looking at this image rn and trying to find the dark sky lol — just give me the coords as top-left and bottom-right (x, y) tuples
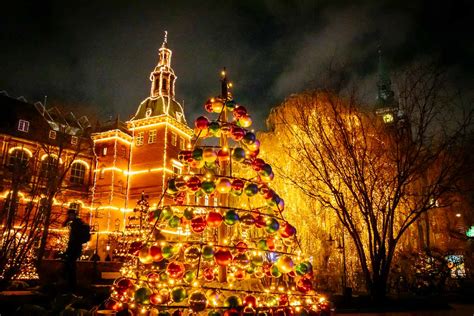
(1, 0), (473, 129)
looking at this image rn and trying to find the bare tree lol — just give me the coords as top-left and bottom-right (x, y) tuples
(263, 63), (472, 299)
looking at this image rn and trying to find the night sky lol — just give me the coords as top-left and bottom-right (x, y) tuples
(1, 0), (473, 129)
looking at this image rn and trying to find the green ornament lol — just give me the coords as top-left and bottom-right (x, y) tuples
(271, 264), (282, 278)
(265, 218), (280, 234)
(244, 183), (259, 196)
(224, 210), (239, 226)
(225, 99), (236, 111)
(162, 244), (177, 259)
(160, 206), (173, 221)
(167, 179), (179, 194)
(208, 311), (222, 316)
(171, 287), (188, 303)
(204, 161), (217, 170)
(265, 295), (278, 307)
(246, 265), (255, 275)
(208, 121), (221, 136)
(168, 215), (181, 228)
(158, 312), (171, 316)
(231, 189), (243, 196)
(134, 287), (152, 304)
(295, 262), (310, 275)
(256, 239), (268, 251)
(195, 189), (205, 197)
(224, 295), (242, 308)
(183, 207), (195, 220)
(159, 272), (169, 282)
(184, 270), (197, 284)
(202, 245), (215, 260)
(192, 148), (204, 161)
(232, 147), (246, 162)
(201, 180), (216, 194)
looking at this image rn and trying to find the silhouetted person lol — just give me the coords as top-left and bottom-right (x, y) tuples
(63, 209), (90, 292)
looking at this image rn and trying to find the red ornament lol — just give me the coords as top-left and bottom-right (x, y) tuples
(195, 116), (210, 130)
(217, 149), (231, 163)
(149, 245), (163, 262)
(224, 309), (240, 316)
(233, 106), (248, 119)
(116, 278), (133, 292)
(147, 272), (160, 283)
(279, 222), (296, 238)
(243, 295), (257, 307)
(214, 248), (233, 266)
(104, 299), (120, 311)
(203, 267), (215, 281)
(279, 294), (289, 306)
(167, 261), (185, 279)
(296, 277), (313, 292)
(178, 150), (193, 163)
(251, 158), (266, 171)
(231, 179), (245, 191)
(230, 125), (246, 141)
(205, 99), (214, 112)
(266, 238), (276, 251)
(191, 216), (207, 233)
(206, 211), (223, 228)
(255, 215), (267, 228)
(172, 310), (183, 316)
(235, 241), (248, 253)
(234, 268), (246, 280)
(187, 176), (202, 191)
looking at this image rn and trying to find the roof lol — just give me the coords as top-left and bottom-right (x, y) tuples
(130, 96), (186, 124)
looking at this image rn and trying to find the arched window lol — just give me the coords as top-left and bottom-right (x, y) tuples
(41, 155), (59, 178)
(8, 148), (31, 169)
(70, 161), (87, 185)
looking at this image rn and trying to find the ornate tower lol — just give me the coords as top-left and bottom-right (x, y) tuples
(375, 48), (398, 124)
(150, 31), (176, 99)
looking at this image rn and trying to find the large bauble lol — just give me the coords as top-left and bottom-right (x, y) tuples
(115, 277), (133, 293)
(217, 149), (230, 163)
(251, 158), (266, 172)
(201, 180), (216, 194)
(134, 287), (152, 304)
(184, 245), (201, 264)
(138, 247), (153, 264)
(296, 277), (313, 292)
(150, 293), (164, 305)
(192, 148), (204, 161)
(149, 245), (163, 262)
(162, 244), (178, 259)
(216, 178), (232, 194)
(279, 222), (296, 238)
(195, 116), (210, 130)
(208, 121), (221, 136)
(240, 213), (255, 228)
(183, 207), (195, 220)
(184, 269), (196, 284)
(225, 295), (242, 308)
(203, 267), (215, 281)
(171, 287), (188, 303)
(244, 183), (259, 197)
(230, 126), (246, 141)
(243, 295), (257, 307)
(147, 272), (160, 284)
(235, 241), (248, 253)
(254, 215), (267, 228)
(259, 164), (273, 177)
(191, 216), (207, 233)
(233, 106), (248, 119)
(224, 209), (239, 226)
(265, 218), (280, 234)
(242, 131), (256, 145)
(168, 215), (181, 228)
(231, 179), (244, 191)
(203, 148), (218, 163)
(276, 256), (294, 274)
(167, 261), (185, 279)
(187, 176), (202, 191)
(160, 206), (174, 221)
(237, 115), (252, 128)
(232, 147), (246, 162)
(167, 178), (179, 195)
(233, 253), (250, 268)
(295, 262), (311, 276)
(214, 248), (233, 266)
(211, 99), (224, 113)
(206, 211), (223, 228)
(251, 253), (265, 266)
(225, 99), (236, 111)
(189, 291), (208, 312)
(202, 245), (214, 260)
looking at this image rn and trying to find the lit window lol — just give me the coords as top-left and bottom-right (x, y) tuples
(148, 130), (157, 144)
(180, 137), (185, 150)
(102, 146), (107, 156)
(71, 136), (78, 145)
(18, 119), (30, 132)
(41, 155), (58, 178)
(171, 132), (177, 146)
(8, 149), (30, 168)
(49, 130), (57, 140)
(136, 132), (144, 146)
(70, 162), (86, 185)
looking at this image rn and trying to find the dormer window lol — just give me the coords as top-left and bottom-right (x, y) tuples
(49, 130), (57, 140)
(71, 136), (78, 145)
(18, 119), (30, 132)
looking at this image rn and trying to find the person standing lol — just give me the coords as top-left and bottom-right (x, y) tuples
(63, 208), (90, 292)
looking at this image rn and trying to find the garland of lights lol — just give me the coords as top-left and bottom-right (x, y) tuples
(105, 71), (325, 315)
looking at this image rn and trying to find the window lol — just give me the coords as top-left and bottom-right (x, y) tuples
(40, 155), (58, 177)
(180, 137), (186, 150)
(148, 129), (157, 144)
(102, 146), (108, 156)
(71, 136), (78, 145)
(49, 130), (57, 139)
(70, 161), (86, 185)
(8, 149), (30, 168)
(136, 132), (144, 146)
(17, 120), (30, 132)
(171, 132), (177, 146)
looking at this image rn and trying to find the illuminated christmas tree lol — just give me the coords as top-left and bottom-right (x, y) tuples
(107, 71), (323, 315)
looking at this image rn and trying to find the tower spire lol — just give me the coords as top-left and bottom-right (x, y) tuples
(162, 30), (168, 48)
(376, 47), (395, 108)
(150, 31), (176, 98)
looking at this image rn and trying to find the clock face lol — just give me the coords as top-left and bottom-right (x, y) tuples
(145, 108), (152, 118)
(383, 113), (394, 124)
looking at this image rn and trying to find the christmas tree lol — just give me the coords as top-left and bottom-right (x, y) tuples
(107, 71), (323, 315)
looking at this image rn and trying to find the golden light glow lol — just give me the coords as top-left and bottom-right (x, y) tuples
(72, 159), (90, 169)
(8, 146), (33, 157)
(93, 136), (132, 146)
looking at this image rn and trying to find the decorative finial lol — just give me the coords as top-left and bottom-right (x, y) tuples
(162, 31), (168, 47)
